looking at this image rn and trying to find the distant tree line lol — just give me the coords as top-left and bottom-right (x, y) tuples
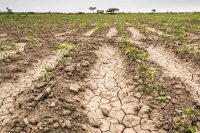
(88, 7), (158, 14)
(88, 7), (120, 14)
(1, 7), (200, 14)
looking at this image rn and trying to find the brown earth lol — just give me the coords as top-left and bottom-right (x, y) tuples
(0, 26), (200, 133)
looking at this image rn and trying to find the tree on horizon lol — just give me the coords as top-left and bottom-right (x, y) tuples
(89, 7), (97, 13)
(6, 7), (13, 13)
(106, 8), (119, 14)
(152, 9), (156, 13)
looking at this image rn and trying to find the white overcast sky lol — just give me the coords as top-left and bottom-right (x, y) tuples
(0, 0), (200, 13)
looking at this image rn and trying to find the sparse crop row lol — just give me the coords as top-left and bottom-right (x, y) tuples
(120, 26), (199, 132)
(124, 14), (200, 64)
(0, 13), (199, 132)
(42, 42), (75, 82)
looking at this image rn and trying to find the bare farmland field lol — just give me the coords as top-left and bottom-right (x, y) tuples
(0, 13), (200, 133)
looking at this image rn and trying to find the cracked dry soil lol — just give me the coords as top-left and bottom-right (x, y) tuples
(0, 37), (99, 133)
(1, 26), (200, 133)
(147, 45), (200, 97)
(0, 51), (60, 127)
(128, 26), (200, 98)
(81, 45), (162, 133)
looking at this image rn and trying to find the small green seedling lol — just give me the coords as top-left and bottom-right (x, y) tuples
(57, 43), (75, 56)
(120, 34), (128, 43)
(0, 51), (5, 60)
(80, 23), (87, 29)
(143, 81), (160, 95)
(28, 36), (34, 47)
(43, 66), (53, 81)
(183, 108), (196, 116)
(146, 69), (157, 78)
(72, 28), (78, 34)
(137, 62), (149, 76)
(143, 87), (152, 94)
(0, 43), (4, 50)
(126, 46), (138, 53)
(180, 44), (189, 56)
(12, 43), (20, 54)
(137, 52), (148, 61)
(197, 44), (200, 51)
(57, 43), (69, 50)
(57, 43), (75, 65)
(125, 46), (138, 59)
(189, 124), (197, 133)
(0, 43), (5, 60)
(156, 95), (166, 102)
(173, 108), (197, 133)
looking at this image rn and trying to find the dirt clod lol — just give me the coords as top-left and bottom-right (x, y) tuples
(92, 121), (102, 128)
(69, 84), (82, 93)
(62, 110), (72, 116)
(101, 108), (109, 116)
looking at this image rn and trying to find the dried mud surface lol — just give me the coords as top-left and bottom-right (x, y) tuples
(128, 26), (200, 97)
(81, 45), (166, 133)
(145, 27), (163, 36)
(0, 51), (60, 126)
(0, 36), (59, 84)
(83, 29), (96, 37)
(145, 25), (200, 64)
(1, 26), (200, 133)
(106, 27), (118, 39)
(127, 25), (200, 132)
(0, 36), (102, 132)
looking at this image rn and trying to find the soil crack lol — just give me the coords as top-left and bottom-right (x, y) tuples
(0, 51), (60, 127)
(82, 45), (158, 133)
(128, 26), (200, 98)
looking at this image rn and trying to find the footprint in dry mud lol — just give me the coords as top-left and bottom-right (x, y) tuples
(81, 45), (163, 133)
